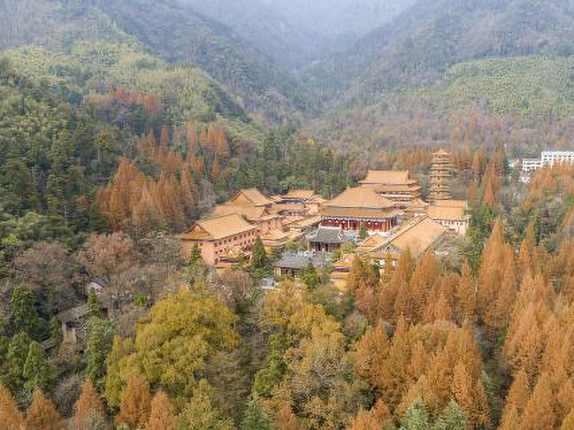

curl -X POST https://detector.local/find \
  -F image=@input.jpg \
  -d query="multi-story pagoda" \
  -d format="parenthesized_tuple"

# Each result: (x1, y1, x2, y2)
(429, 149, 454, 201)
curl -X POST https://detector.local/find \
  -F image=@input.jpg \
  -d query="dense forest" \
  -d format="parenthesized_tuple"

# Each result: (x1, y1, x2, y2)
(1, 0, 574, 429)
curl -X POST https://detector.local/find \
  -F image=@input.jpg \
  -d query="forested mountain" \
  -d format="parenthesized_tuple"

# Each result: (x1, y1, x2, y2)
(4, 1, 574, 429)
(0, 0, 306, 121)
(312, 0, 574, 102)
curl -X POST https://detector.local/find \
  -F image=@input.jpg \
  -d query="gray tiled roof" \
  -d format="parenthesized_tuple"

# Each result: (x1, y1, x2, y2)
(274, 252, 330, 270)
(307, 226, 359, 244)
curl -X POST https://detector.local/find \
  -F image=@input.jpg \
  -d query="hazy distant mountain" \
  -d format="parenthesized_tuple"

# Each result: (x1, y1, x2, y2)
(314, 0, 574, 104)
(259, 0, 416, 41)
(179, 0, 319, 67)
(180, 0, 415, 67)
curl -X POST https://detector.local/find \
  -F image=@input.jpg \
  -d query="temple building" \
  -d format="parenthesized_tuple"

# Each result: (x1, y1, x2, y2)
(359, 170, 422, 204)
(271, 189, 325, 217)
(427, 200, 470, 235)
(211, 203, 281, 236)
(308, 226, 359, 252)
(179, 213, 259, 266)
(320, 186, 402, 232)
(212, 188, 282, 235)
(330, 216, 448, 288)
(429, 150, 454, 201)
(227, 188, 274, 208)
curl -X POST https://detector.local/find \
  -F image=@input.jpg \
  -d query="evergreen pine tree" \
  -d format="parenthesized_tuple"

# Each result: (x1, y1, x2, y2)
(359, 221, 367, 239)
(433, 400, 468, 430)
(241, 399, 272, 430)
(87, 290, 102, 319)
(250, 237, 270, 277)
(49, 317, 62, 349)
(85, 317, 114, 392)
(302, 262, 321, 290)
(189, 244, 202, 265)
(400, 399, 431, 430)
(6, 331, 31, 393)
(23, 341, 54, 392)
(10, 285, 43, 340)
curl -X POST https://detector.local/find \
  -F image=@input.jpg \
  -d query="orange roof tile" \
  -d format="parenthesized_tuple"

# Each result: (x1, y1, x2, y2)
(432, 200, 468, 209)
(181, 214, 257, 241)
(229, 188, 273, 207)
(212, 204, 268, 221)
(371, 216, 447, 258)
(325, 187, 396, 210)
(359, 170, 410, 185)
(427, 205, 470, 221)
(282, 189, 316, 200)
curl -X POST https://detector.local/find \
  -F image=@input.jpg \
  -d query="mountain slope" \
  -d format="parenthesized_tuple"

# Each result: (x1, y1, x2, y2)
(0, 0, 306, 121)
(312, 0, 574, 103)
(178, 0, 317, 68)
(179, 0, 416, 68)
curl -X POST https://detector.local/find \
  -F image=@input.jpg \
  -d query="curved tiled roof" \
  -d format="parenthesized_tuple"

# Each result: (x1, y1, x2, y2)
(325, 187, 396, 209)
(359, 170, 410, 185)
(181, 213, 257, 241)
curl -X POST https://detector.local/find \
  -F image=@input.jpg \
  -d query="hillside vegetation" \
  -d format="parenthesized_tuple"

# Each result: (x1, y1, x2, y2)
(310, 0, 574, 103)
(0, 0, 306, 121)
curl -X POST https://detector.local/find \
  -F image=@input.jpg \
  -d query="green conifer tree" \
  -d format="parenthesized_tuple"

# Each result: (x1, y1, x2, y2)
(23, 341, 54, 392)
(6, 331, 31, 393)
(189, 244, 202, 265)
(359, 221, 368, 240)
(433, 401, 468, 430)
(86, 317, 114, 392)
(400, 399, 431, 430)
(49, 317, 62, 349)
(10, 285, 43, 340)
(87, 290, 102, 319)
(250, 237, 270, 278)
(302, 262, 321, 290)
(241, 399, 272, 430)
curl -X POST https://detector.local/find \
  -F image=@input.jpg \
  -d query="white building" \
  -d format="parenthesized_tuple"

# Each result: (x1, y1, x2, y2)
(541, 151, 574, 166)
(522, 158, 543, 173)
(522, 151, 574, 173)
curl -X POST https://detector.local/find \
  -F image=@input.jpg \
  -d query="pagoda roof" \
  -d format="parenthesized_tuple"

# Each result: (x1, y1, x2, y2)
(433, 149, 450, 156)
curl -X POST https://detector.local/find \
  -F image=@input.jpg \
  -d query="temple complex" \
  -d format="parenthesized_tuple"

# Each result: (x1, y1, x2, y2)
(429, 150, 454, 201)
(320, 186, 402, 232)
